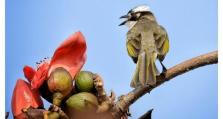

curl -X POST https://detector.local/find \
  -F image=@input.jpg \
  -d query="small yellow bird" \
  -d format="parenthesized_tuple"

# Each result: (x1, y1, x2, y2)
(119, 5, 169, 88)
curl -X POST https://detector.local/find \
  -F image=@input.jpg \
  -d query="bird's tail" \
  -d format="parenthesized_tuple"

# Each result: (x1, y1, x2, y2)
(130, 51, 159, 88)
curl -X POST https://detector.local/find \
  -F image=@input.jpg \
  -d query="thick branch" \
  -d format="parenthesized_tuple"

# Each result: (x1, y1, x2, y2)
(17, 51, 218, 119)
(112, 51, 218, 118)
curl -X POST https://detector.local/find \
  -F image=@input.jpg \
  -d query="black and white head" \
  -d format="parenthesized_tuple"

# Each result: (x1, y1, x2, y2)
(119, 5, 154, 29)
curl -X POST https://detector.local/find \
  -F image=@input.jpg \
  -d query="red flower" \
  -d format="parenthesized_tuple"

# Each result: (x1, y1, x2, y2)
(23, 31, 87, 89)
(11, 79, 43, 118)
(12, 31, 87, 117)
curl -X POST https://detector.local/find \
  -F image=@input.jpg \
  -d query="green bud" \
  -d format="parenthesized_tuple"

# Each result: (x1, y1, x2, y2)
(65, 92, 98, 112)
(48, 67, 73, 106)
(75, 71, 94, 92)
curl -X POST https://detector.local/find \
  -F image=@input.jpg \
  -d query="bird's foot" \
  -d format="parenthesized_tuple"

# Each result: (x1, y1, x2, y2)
(161, 64, 167, 73)
(158, 61, 167, 80)
(159, 60, 167, 73)
(160, 71, 166, 78)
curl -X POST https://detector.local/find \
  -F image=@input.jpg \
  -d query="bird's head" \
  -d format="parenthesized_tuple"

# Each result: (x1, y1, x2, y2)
(119, 5, 154, 28)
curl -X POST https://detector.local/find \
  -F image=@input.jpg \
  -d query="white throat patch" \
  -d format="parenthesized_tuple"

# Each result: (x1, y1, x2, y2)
(126, 21, 137, 30)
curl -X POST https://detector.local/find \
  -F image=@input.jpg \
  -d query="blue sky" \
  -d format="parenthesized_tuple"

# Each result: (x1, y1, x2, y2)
(6, 0, 217, 119)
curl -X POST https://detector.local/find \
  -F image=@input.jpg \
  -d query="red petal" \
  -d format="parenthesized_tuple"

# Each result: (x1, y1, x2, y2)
(31, 63, 49, 89)
(49, 31, 87, 78)
(23, 66, 36, 82)
(11, 79, 43, 117)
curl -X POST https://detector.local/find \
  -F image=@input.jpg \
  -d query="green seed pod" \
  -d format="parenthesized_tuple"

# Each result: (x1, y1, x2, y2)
(47, 67, 73, 106)
(65, 92, 98, 112)
(75, 71, 94, 92)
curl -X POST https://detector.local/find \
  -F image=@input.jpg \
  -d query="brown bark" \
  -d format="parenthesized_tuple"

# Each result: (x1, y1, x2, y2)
(15, 51, 217, 119)
(112, 51, 218, 118)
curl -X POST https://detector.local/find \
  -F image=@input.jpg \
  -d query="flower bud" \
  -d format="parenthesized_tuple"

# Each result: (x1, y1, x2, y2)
(47, 67, 73, 106)
(75, 71, 94, 92)
(65, 92, 98, 112)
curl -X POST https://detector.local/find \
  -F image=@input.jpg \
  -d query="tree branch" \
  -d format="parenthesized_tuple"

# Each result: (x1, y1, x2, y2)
(112, 51, 218, 118)
(138, 109, 153, 119)
(13, 51, 218, 119)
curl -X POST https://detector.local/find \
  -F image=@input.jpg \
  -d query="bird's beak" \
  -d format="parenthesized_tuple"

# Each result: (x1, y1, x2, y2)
(119, 20, 127, 26)
(119, 14, 130, 26)
(120, 15, 129, 19)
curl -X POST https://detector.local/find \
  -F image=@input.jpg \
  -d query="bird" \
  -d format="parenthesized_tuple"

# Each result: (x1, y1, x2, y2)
(119, 5, 169, 88)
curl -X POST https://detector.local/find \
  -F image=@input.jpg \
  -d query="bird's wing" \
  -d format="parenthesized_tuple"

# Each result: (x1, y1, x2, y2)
(156, 25, 169, 61)
(126, 28, 141, 63)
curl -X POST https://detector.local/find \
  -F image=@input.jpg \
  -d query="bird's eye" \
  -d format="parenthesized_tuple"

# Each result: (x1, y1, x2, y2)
(130, 13, 139, 21)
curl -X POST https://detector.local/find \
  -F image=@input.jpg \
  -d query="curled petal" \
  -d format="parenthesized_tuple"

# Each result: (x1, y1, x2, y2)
(23, 66, 36, 82)
(11, 79, 43, 117)
(31, 62, 50, 89)
(49, 31, 87, 78)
